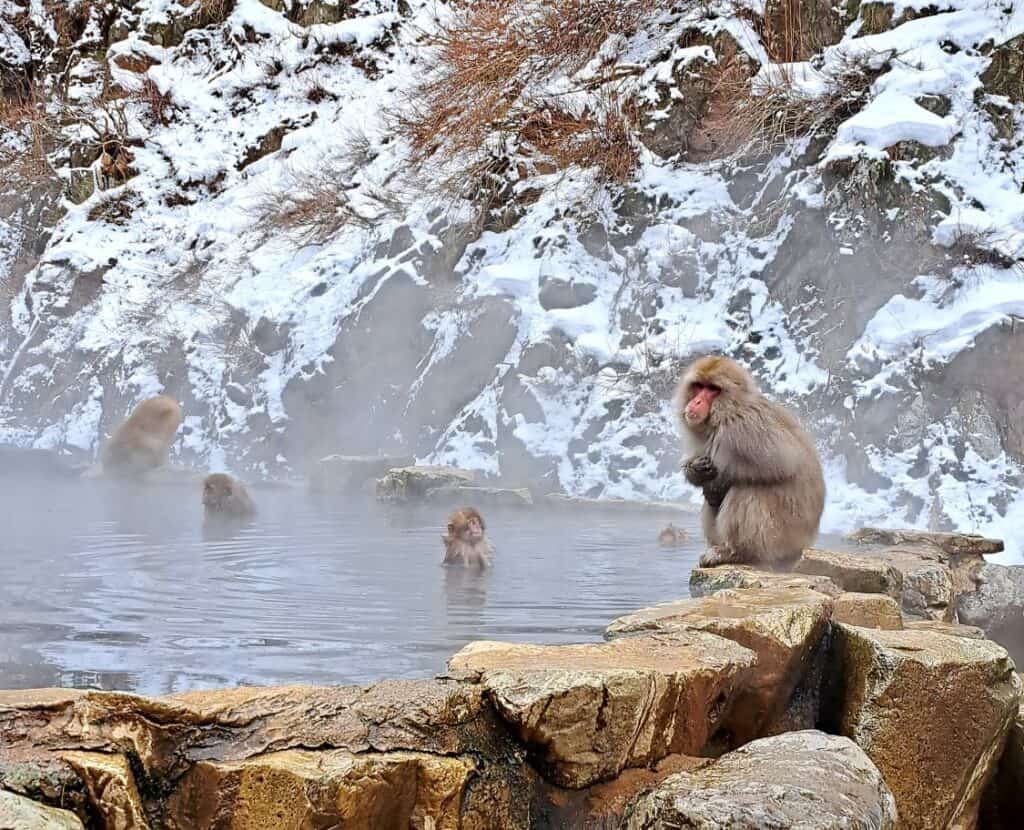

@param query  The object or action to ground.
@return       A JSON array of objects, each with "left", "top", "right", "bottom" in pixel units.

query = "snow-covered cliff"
[{"left": 1, "top": 0, "right": 1023, "bottom": 556}]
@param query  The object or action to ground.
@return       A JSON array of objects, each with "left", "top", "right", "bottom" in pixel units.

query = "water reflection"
[{"left": 0, "top": 474, "right": 703, "bottom": 694}]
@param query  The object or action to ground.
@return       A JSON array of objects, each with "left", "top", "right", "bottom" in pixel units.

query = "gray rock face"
[
  {"left": 374, "top": 465, "right": 476, "bottom": 503},
  {"left": 622, "top": 730, "right": 898, "bottom": 830},
  {"left": 309, "top": 454, "right": 416, "bottom": 492},
  {"left": 537, "top": 276, "right": 597, "bottom": 310},
  {"left": 957, "top": 563, "right": 1024, "bottom": 666}
]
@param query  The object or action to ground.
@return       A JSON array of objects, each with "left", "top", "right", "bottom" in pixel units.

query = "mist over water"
[{"left": 0, "top": 475, "right": 707, "bottom": 695}]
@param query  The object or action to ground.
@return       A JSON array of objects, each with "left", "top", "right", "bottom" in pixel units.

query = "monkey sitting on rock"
[
  {"left": 442, "top": 507, "right": 493, "bottom": 569},
  {"left": 676, "top": 355, "right": 825, "bottom": 568}
]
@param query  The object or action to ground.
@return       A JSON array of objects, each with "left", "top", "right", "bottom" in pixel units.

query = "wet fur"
[
  {"left": 100, "top": 395, "right": 183, "bottom": 477},
  {"left": 203, "top": 473, "right": 257, "bottom": 518},
  {"left": 442, "top": 507, "right": 494, "bottom": 569},
  {"left": 675, "top": 356, "right": 825, "bottom": 566}
]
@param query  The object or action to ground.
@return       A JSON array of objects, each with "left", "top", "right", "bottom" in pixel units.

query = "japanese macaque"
[
  {"left": 202, "top": 473, "right": 257, "bottom": 518},
  {"left": 676, "top": 356, "right": 825, "bottom": 568},
  {"left": 442, "top": 507, "right": 494, "bottom": 569},
  {"left": 657, "top": 523, "right": 688, "bottom": 547},
  {"left": 99, "top": 395, "right": 183, "bottom": 477}
]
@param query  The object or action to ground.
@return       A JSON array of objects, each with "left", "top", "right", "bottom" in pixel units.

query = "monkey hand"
[
  {"left": 684, "top": 455, "right": 718, "bottom": 487},
  {"left": 699, "top": 546, "right": 732, "bottom": 568}
]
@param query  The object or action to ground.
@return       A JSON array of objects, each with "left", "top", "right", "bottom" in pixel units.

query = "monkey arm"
[{"left": 702, "top": 478, "right": 731, "bottom": 513}]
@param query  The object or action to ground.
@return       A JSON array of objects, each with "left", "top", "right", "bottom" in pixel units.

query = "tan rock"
[
  {"left": 875, "top": 548, "right": 955, "bottom": 621},
  {"left": 606, "top": 587, "right": 833, "bottom": 744},
  {"left": 832, "top": 624, "right": 1021, "bottom": 830},
  {"left": 447, "top": 633, "right": 756, "bottom": 788},
  {"left": 905, "top": 619, "right": 985, "bottom": 639},
  {"left": 833, "top": 592, "right": 903, "bottom": 629},
  {"left": 622, "top": 730, "right": 898, "bottom": 830},
  {"left": 0, "top": 789, "right": 84, "bottom": 829},
  {"left": 61, "top": 752, "right": 149, "bottom": 830},
  {"left": 166, "top": 749, "right": 473, "bottom": 830},
  {"left": 847, "top": 527, "right": 1004, "bottom": 556},
  {"left": 688, "top": 564, "right": 839, "bottom": 598},
  {"left": 795, "top": 548, "right": 903, "bottom": 598},
  {"left": 374, "top": 465, "right": 476, "bottom": 503}
]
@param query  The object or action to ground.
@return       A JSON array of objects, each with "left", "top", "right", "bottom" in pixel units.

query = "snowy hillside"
[{"left": 1, "top": 0, "right": 1023, "bottom": 557}]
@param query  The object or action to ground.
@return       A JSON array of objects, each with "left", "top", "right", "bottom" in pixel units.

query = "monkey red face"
[
  {"left": 684, "top": 382, "right": 720, "bottom": 425},
  {"left": 463, "top": 516, "right": 484, "bottom": 541}
]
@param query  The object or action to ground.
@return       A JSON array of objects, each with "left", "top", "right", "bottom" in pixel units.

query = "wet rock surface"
[
  {"left": 795, "top": 548, "right": 903, "bottom": 598},
  {"left": 622, "top": 730, "right": 898, "bottom": 830},
  {"left": 605, "top": 587, "right": 833, "bottom": 745},
  {"left": 828, "top": 624, "right": 1021, "bottom": 830},
  {"left": 832, "top": 592, "right": 904, "bottom": 630},
  {"left": 447, "top": 634, "right": 756, "bottom": 788},
  {"left": 374, "top": 465, "right": 477, "bottom": 503}
]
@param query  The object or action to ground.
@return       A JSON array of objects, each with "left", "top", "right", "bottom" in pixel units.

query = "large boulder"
[
  {"left": 688, "top": 565, "right": 839, "bottom": 598},
  {"left": 832, "top": 592, "right": 903, "bottom": 630},
  {"left": 846, "top": 528, "right": 1004, "bottom": 556},
  {"left": 794, "top": 549, "right": 903, "bottom": 598},
  {"left": 829, "top": 625, "right": 1021, "bottom": 830},
  {"left": 0, "top": 681, "right": 536, "bottom": 829},
  {"left": 873, "top": 547, "right": 955, "bottom": 621},
  {"left": 622, "top": 730, "right": 898, "bottom": 830},
  {"left": 605, "top": 586, "right": 833, "bottom": 744},
  {"left": 0, "top": 789, "right": 84, "bottom": 829},
  {"left": 447, "top": 633, "right": 757, "bottom": 788},
  {"left": 165, "top": 749, "right": 473, "bottom": 830}
]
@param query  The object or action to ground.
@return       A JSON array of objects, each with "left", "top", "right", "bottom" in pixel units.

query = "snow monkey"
[
  {"left": 202, "top": 473, "right": 257, "bottom": 518},
  {"left": 99, "top": 395, "right": 183, "bottom": 477},
  {"left": 442, "top": 507, "right": 494, "bottom": 568},
  {"left": 657, "top": 523, "right": 688, "bottom": 547},
  {"left": 676, "top": 356, "right": 825, "bottom": 568}
]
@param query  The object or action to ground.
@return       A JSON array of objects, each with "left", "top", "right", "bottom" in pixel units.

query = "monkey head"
[
  {"left": 202, "top": 473, "right": 235, "bottom": 511},
  {"left": 677, "top": 356, "right": 756, "bottom": 429},
  {"left": 448, "top": 507, "right": 486, "bottom": 542},
  {"left": 137, "top": 395, "right": 183, "bottom": 440}
]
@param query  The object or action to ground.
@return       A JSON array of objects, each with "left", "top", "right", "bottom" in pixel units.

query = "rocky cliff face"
[{"left": 0, "top": 0, "right": 1022, "bottom": 551}]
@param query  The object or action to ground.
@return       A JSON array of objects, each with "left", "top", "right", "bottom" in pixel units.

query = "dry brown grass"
[
  {"left": 133, "top": 78, "right": 175, "bottom": 127},
  {"left": 399, "top": 0, "right": 655, "bottom": 182},
  {"left": 700, "top": 52, "right": 882, "bottom": 158},
  {"left": 251, "top": 160, "right": 400, "bottom": 246}
]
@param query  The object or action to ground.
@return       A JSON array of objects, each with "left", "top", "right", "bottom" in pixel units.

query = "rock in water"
[
  {"left": 622, "top": 730, "right": 897, "bottom": 830},
  {"left": 0, "top": 790, "right": 84, "bottom": 829}
]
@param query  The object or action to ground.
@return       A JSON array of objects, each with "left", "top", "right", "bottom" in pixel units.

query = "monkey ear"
[{"left": 447, "top": 523, "right": 456, "bottom": 535}]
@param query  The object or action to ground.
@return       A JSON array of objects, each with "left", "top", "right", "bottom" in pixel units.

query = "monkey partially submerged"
[
  {"left": 657, "top": 523, "right": 688, "bottom": 547},
  {"left": 202, "top": 473, "right": 257, "bottom": 518},
  {"left": 676, "top": 355, "right": 825, "bottom": 568},
  {"left": 442, "top": 507, "right": 494, "bottom": 569},
  {"left": 99, "top": 395, "right": 183, "bottom": 477}
]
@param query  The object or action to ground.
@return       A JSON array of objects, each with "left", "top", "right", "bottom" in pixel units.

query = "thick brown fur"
[
  {"left": 203, "top": 473, "right": 257, "bottom": 518},
  {"left": 442, "top": 507, "right": 494, "bottom": 569},
  {"left": 657, "top": 523, "right": 688, "bottom": 547},
  {"left": 675, "top": 355, "right": 825, "bottom": 567},
  {"left": 100, "top": 395, "right": 183, "bottom": 477}
]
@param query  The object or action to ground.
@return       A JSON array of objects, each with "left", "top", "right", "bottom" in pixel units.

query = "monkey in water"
[
  {"left": 442, "top": 507, "right": 494, "bottom": 569},
  {"left": 657, "top": 523, "right": 688, "bottom": 547},
  {"left": 99, "top": 395, "right": 183, "bottom": 477},
  {"left": 676, "top": 355, "right": 825, "bottom": 568},
  {"left": 202, "top": 473, "right": 257, "bottom": 518}
]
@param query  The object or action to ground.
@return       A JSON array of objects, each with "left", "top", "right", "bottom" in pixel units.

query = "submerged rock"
[
  {"left": 829, "top": 624, "right": 1021, "bottom": 830},
  {"left": 606, "top": 586, "right": 833, "bottom": 745},
  {"left": 447, "top": 633, "right": 756, "bottom": 788},
  {"left": 424, "top": 485, "right": 534, "bottom": 507},
  {"left": 622, "top": 730, "right": 898, "bottom": 830},
  {"left": 374, "top": 465, "right": 476, "bottom": 503}
]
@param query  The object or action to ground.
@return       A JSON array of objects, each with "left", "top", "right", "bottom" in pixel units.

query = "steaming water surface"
[{"left": 1, "top": 476, "right": 704, "bottom": 694}]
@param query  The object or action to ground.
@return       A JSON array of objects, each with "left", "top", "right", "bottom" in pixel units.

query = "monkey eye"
[
  {"left": 705, "top": 383, "right": 721, "bottom": 393},
  {"left": 692, "top": 382, "right": 705, "bottom": 390}
]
